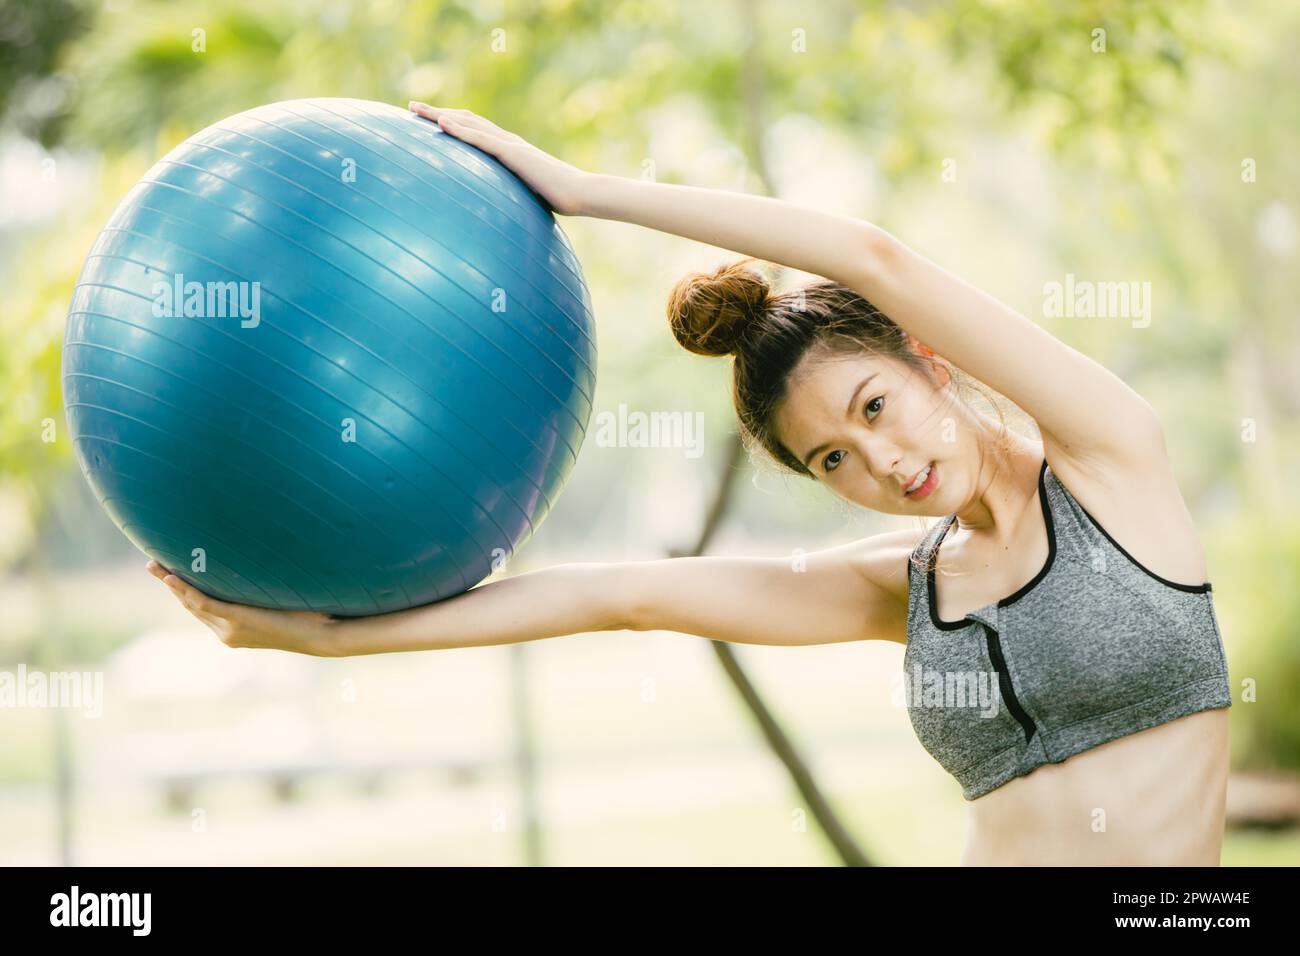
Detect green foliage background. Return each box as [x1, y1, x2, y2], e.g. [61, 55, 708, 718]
[0, 0, 1297, 852]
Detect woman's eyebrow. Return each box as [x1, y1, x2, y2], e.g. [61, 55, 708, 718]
[800, 373, 879, 468]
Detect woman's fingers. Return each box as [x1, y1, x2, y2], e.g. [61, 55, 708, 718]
[408, 102, 521, 142]
[410, 102, 474, 140]
[408, 101, 475, 125]
[148, 561, 240, 627]
[434, 116, 511, 158]
[409, 102, 480, 128]
[407, 101, 440, 122]
[450, 109, 522, 141]
[144, 562, 331, 655]
[163, 576, 226, 623]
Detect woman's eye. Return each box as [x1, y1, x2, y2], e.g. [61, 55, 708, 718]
[822, 398, 884, 473]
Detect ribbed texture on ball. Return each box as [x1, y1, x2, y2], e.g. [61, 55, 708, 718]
[63, 98, 597, 615]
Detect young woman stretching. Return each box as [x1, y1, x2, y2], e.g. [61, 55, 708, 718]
[149, 103, 1234, 866]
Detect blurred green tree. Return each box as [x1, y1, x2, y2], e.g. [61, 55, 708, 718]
[3, 0, 1297, 857]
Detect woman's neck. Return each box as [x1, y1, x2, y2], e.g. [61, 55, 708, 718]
[951, 425, 1043, 544]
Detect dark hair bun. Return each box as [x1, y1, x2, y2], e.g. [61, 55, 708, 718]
[666, 257, 772, 357]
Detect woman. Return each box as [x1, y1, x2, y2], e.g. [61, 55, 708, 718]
[149, 102, 1233, 866]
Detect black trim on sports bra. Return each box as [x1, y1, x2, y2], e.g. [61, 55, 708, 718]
[980, 622, 1038, 743]
[927, 458, 1056, 630]
[1059, 477, 1213, 594]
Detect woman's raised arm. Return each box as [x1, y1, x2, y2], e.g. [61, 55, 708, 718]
[409, 102, 879, 290]
[583, 171, 1163, 466]
[414, 102, 1162, 468]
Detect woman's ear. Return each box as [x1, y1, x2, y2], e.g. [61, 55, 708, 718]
[908, 336, 953, 388]
[931, 354, 954, 387]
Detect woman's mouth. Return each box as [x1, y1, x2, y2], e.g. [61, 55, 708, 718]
[904, 462, 938, 501]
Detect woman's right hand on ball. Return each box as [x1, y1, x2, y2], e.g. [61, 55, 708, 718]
[147, 560, 343, 657]
[408, 102, 592, 216]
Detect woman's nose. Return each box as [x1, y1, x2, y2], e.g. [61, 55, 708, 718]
[859, 444, 902, 483]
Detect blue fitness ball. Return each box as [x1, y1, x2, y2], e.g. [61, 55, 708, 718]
[63, 98, 597, 616]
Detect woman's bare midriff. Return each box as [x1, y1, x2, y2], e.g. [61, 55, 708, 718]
[959, 707, 1230, 865]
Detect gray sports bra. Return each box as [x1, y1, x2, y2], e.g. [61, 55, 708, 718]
[903, 458, 1233, 801]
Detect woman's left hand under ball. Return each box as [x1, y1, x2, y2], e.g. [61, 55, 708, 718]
[147, 560, 342, 656]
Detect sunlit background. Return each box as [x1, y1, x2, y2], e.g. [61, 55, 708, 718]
[1, 0, 1298, 865]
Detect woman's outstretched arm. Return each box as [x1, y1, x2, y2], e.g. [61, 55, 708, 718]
[147, 530, 912, 655]
[148, 559, 629, 657]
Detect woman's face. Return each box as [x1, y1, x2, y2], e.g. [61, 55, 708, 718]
[773, 346, 969, 515]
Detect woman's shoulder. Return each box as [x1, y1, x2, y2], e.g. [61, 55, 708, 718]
[1041, 433, 1211, 589]
[851, 524, 947, 606]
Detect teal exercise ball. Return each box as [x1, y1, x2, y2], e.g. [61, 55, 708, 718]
[63, 98, 596, 616]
